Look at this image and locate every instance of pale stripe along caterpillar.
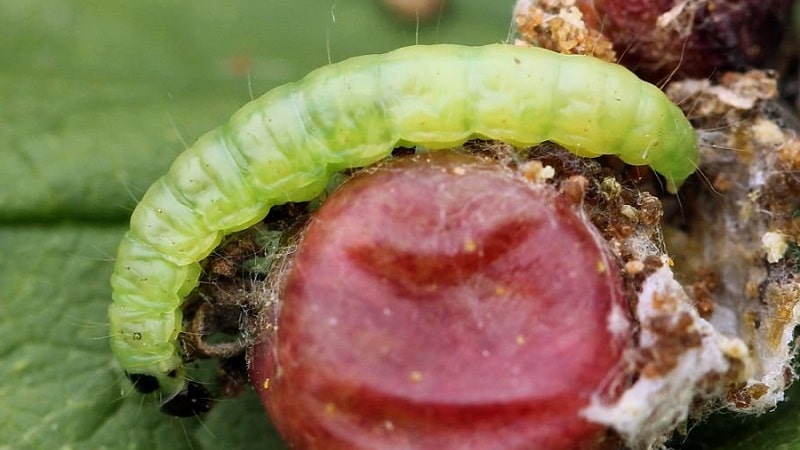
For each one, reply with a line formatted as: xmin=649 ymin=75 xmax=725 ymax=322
xmin=108 ymin=43 xmax=697 ymax=416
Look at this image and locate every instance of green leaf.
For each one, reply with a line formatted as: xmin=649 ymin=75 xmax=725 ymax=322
xmin=2 ymin=0 xmax=798 ymax=449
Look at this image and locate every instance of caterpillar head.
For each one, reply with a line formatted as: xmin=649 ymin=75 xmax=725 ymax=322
xmin=127 ymin=372 xmax=214 ymax=417
xmin=109 ymin=303 xmax=214 ymax=416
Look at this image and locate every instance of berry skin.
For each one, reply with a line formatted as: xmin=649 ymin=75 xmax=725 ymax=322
xmin=250 ymin=151 xmax=632 ymax=450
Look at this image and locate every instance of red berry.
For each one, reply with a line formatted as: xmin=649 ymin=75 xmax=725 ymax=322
xmin=250 ymin=152 xmax=631 ymax=449
xmin=576 ymin=0 xmax=791 ymax=82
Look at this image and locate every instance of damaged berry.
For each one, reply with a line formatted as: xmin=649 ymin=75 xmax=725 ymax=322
xmin=575 ymin=0 xmax=792 ymax=82
xmin=250 ymin=151 xmax=633 ymax=449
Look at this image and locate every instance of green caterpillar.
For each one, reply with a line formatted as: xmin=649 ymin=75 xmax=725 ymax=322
xmin=108 ymin=43 xmax=697 ymax=416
